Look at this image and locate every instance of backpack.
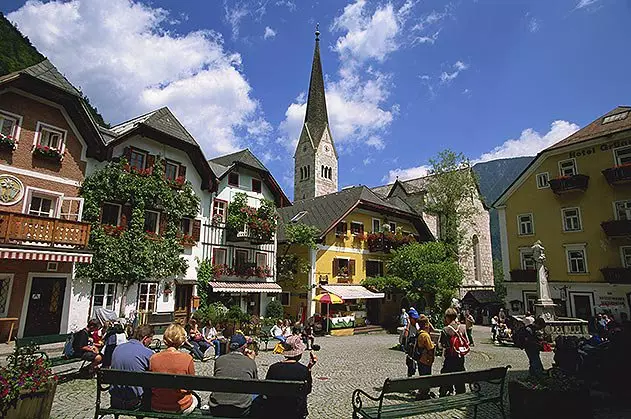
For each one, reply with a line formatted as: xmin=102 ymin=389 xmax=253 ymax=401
xmin=513 ymin=326 xmax=529 ymax=349
xmin=447 ymin=325 xmax=470 ymax=357
xmin=62 ymin=333 xmax=75 ymax=359
xmin=405 ymin=331 xmax=419 ymax=358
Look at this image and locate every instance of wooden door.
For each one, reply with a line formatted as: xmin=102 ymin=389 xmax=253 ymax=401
xmin=24 ymin=277 xmax=66 ymax=337
xmin=174 ymin=285 xmax=193 ymax=325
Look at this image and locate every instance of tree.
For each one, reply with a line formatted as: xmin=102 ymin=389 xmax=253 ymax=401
xmin=265 ymin=299 xmax=284 ymax=319
xmin=493 ymin=259 xmax=506 ymax=300
xmin=424 ymin=149 xmax=480 ymax=259
xmin=77 ymin=159 xmax=200 ymax=316
xmin=276 ymin=223 xmax=320 ymax=291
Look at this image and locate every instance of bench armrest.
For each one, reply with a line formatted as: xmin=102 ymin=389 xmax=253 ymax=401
xmin=352 ymin=388 xmax=383 ymax=413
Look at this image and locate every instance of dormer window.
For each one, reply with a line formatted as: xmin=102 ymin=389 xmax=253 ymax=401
xmin=603 ymin=111 xmax=629 ymax=124
xmin=228 ymin=172 xmax=239 ymax=187
xmin=290 ymin=211 xmax=307 ymax=223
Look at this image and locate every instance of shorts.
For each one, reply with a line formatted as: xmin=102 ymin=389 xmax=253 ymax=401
xmin=80 ymin=351 xmax=97 ymax=362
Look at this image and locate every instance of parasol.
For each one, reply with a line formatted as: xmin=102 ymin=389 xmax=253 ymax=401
xmin=313 ymin=293 xmax=344 ymax=332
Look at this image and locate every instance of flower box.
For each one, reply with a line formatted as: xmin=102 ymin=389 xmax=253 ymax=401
xmin=179 ymin=234 xmax=197 ymax=246
xmin=508 ymin=379 xmax=592 ymax=419
xmin=167 ymin=175 xmax=186 ymax=189
xmin=4 ymin=382 xmax=57 ymax=419
xmin=0 ymin=133 xmax=17 ymax=150
xmin=32 ymin=144 xmax=62 ymax=162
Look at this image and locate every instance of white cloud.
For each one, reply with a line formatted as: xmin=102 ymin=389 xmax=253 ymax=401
xmin=224 ymin=1 xmax=268 ymax=40
xmin=413 ymin=30 xmax=440 ymax=45
xmin=384 ymin=165 xmax=431 ymax=183
xmin=363 ymin=157 xmax=374 ymax=165
xmin=8 ymin=0 xmax=268 ymax=156
xmin=476 ymin=120 xmax=580 ymax=162
xmin=263 ymin=26 xmax=277 ymax=39
xmin=575 ymin=0 xmax=599 ymax=9
xmin=528 ymin=17 xmax=540 ymax=33
xmin=440 ymin=60 xmax=469 ymax=83
xmin=275 ymin=1 xmax=296 ymax=12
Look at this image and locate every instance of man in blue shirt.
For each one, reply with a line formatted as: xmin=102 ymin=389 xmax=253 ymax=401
xmin=109 ymin=325 xmax=155 ymax=410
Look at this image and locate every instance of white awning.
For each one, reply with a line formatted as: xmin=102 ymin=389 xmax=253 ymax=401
xmin=209 ymin=281 xmax=283 ymax=293
xmin=0 ymin=247 xmax=92 ymax=263
xmin=321 ymin=284 xmax=384 ymax=300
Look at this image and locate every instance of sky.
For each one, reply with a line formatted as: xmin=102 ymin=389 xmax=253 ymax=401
xmin=4 ymin=0 xmax=631 ymax=198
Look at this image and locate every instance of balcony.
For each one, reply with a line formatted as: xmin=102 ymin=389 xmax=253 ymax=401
xmin=226 ymin=226 xmax=274 ymax=245
xmin=367 ymin=232 xmax=416 ymax=253
xmin=0 ymin=211 xmax=91 ymax=249
xmin=601 ymin=220 xmax=631 ymax=237
xmin=509 ymin=269 xmax=537 ymax=282
xmin=601 ymin=267 xmax=631 ymax=284
xmin=602 ymin=165 xmax=631 ymax=185
xmin=549 ymin=174 xmax=589 ymax=194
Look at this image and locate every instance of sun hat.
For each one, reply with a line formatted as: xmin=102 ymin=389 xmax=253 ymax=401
xmin=230 ymin=333 xmax=247 ymax=350
xmin=282 ymin=335 xmax=306 ymax=358
xmin=408 ymin=308 xmax=420 ymax=319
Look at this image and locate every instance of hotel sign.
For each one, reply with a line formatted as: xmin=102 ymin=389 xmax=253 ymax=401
xmin=569 ymin=138 xmax=631 ymax=158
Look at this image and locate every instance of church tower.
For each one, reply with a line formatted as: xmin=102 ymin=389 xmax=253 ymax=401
xmin=294 ymin=27 xmax=338 ymax=201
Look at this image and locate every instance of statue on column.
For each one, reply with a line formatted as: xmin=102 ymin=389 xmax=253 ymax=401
xmin=532 ymin=240 xmax=556 ymax=321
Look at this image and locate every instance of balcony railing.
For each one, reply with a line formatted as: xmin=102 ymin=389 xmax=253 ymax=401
xmin=0 ymin=211 xmax=91 ymax=248
xmin=601 ymin=220 xmax=631 ymax=237
xmin=226 ymin=225 xmax=274 ymax=245
xmin=549 ymin=174 xmax=589 ymax=194
xmin=602 ymin=165 xmax=631 ymax=185
xmin=601 ymin=267 xmax=631 ymax=284
xmin=509 ymin=269 xmax=537 ymax=282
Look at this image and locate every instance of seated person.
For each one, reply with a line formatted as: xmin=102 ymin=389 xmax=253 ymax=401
xmin=207 ymin=334 xmax=258 ymax=417
xmin=92 ymin=321 xmax=109 ymax=351
xmin=187 ymin=318 xmax=212 ymax=360
xmin=101 ymin=322 xmax=126 ymax=368
xmin=301 ymin=325 xmax=315 ymax=350
xmin=150 ymin=323 xmax=197 ymax=415
xmin=282 ymin=319 xmax=293 ymax=338
xmin=72 ymin=319 xmax=102 ymax=370
xmin=201 ymin=320 xmax=221 ymax=359
xmin=109 ymin=325 xmax=155 ymax=410
xmin=270 ymin=320 xmax=285 ymax=343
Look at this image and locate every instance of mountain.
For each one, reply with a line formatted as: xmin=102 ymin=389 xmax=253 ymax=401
xmin=0 ymin=13 xmax=109 ymax=127
xmin=473 ymin=156 xmax=535 ymax=261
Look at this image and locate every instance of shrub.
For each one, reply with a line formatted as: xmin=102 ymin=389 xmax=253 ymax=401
xmin=266 ymin=299 xmax=284 ymax=320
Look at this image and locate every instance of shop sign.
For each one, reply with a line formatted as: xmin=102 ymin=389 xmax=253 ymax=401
xmin=598 ymin=296 xmax=626 ymax=307
xmin=0 ymin=174 xmax=24 ymax=206
xmin=568 ymin=138 xmax=631 ymax=159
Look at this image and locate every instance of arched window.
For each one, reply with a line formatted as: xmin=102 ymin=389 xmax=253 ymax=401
xmin=328 ymin=167 xmax=332 ymax=179
xmin=321 ymin=165 xmax=325 ymax=177
xmin=300 ymin=167 xmax=304 ymax=180
xmin=472 ymin=235 xmax=481 ymax=283
xmin=307 ymin=165 xmax=310 ymax=178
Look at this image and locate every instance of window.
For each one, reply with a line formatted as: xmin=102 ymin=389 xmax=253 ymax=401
xmin=603 ymin=111 xmax=629 ymax=124
xmin=366 ymin=260 xmax=384 ymax=278
xmin=566 ymin=246 xmax=587 ymax=273
xmin=372 ymin=219 xmax=381 ymax=233
xmin=28 ymin=195 xmax=55 ymax=218
xmin=290 ymin=211 xmax=308 ymax=223
xmin=280 ymin=292 xmax=290 ymax=306
xmin=37 ymin=125 xmax=64 ymax=150
xmin=0 ymin=112 xmax=18 ymax=138
xmin=129 ymin=149 xmax=146 ymax=171
xmin=536 ymin=173 xmax=549 ymax=189
xmin=165 ymin=161 xmax=179 ymax=181
xmin=558 ymin=159 xmax=577 ymax=177
xmin=228 ymin=172 xmax=239 ymax=186
xmin=614 ymin=146 xmax=631 ymax=166
xmin=213 ymin=248 xmax=227 ymax=265
xmin=138 ymin=282 xmax=158 ymax=312
xmin=144 ymin=210 xmax=159 ymax=233
xmin=180 ymin=217 xmax=192 ymax=236
xmin=256 ymin=252 xmax=267 ymax=268
xmin=334 ymin=258 xmax=353 ymax=277
xmin=621 ymin=247 xmax=631 ymax=268
xmin=92 ymin=283 xmax=116 ymax=315
xmin=335 ymin=222 xmax=347 ymax=236
xmin=614 ymin=200 xmax=631 ymax=220
xmin=350 ymin=221 xmax=364 ymax=235
xmin=520 ymin=249 xmax=536 ymax=270
xmin=252 ymin=179 xmax=262 ymax=193
xmin=101 ymin=203 xmax=121 ymax=226
xmin=562 ymin=207 xmax=582 ymax=232
xmin=0 ymin=274 xmax=13 ymax=317
xmin=60 ymin=197 xmax=83 ymax=221
xmin=472 ymin=235 xmax=481 ymax=282
xmin=213 ymin=199 xmax=227 ymax=222
xmin=518 ymin=214 xmax=534 ymax=235
xmin=389 ymin=222 xmax=397 ymax=232
xmin=235 ymin=250 xmax=248 ymax=273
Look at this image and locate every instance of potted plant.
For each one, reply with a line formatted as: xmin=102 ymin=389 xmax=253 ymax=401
xmin=0 ymin=133 xmax=17 ymax=150
xmin=32 ymin=144 xmax=63 ymax=161
xmin=163 ymin=281 xmax=173 ymax=295
xmin=0 ymin=345 xmax=58 ymax=419
xmin=180 ymin=234 xmax=197 ymax=246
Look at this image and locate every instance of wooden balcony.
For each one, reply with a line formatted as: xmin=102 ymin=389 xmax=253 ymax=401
xmin=509 ymin=269 xmax=537 ymax=282
xmin=602 ymin=165 xmax=631 ymax=185
xmin=0 ymin=211 xmax=91 ymax=249
xmin=601 ymin=267 xmax=631 ymax=284
xmin=601 ymin=220 xmax=631 ymax=237
xmin=549 ymin=174 xmax=589 ymax=194
xmin=226 ymin=226 xmax=274 ymax=245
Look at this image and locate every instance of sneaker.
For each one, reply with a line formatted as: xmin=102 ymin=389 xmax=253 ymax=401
xmin=204 ymin=347 xmax=213 ymax=358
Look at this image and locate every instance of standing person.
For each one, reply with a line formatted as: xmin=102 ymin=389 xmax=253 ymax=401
xmin=523 ymin=312 xmax=535 ymax=326
xmin=465 ymin=311 xmax=475 ymax=346
xmin=499 ymin=308 xmax=507 ymax=323
xmin=202 ymin=320 xmax=221 ymax=359
xmin=72 ymin=319 xmax=102 ymax=372
xmin=439 ymin=308 xmax=469 ymax=397
xmin=523 ymin=318 xmax=546 ymax=377
xmin=150 ymin=323 xmax=197 ymax=415
xmin=207 ymin=334 xmax=258 ymax=417
xmin=400 ymin=308 xmax=409 ymax=327
xmin=109 ymin=325 xmax=155 ymax=410
xmin=404 ymin=308 xmax=420 ymax=377
xmin=491 ymin=316 xmax=499 ymax=342
xmin=265 ymin=334 xmax=317 ymax=418
xmin=415 ymin=315 xmax=436 ymax=400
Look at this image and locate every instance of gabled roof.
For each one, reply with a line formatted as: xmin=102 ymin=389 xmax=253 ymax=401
xmin=0 ymin=58 xmax=81 ymax=97
xmin=209 ymin=148 xmax=268 ymax=173
xmin=110 ymin=107 xmax=197 ymax=146
xmin=462 ymin=290 xmax=501 ymax=305
xmin=372 ymin=177 xmax=428 ymax=198
xmin=277 ymin=186 xmax=433 ymax=242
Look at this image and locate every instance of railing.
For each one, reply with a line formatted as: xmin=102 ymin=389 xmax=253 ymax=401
xmin=226 ymin=225 xmax=274 ymax=245
xmin=509 ymin=269 xmax=537 ymax=282
xmin=0 ymin=211 xmax=91 ymax=248
xmin=602 ymin=165 xmax=631 ymax=185
xmin=549 ymin=174 xmax=589 ymax=194
xmin=600 ymin=267 xmax=631 ymax=284
xmin=601 ymin=220 xmax=631 ymax=237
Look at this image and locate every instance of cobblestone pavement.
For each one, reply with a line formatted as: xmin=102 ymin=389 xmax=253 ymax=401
xmin=49 ymin=326 xmax=631 ymax=418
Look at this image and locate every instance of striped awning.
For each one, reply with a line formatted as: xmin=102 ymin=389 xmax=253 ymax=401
xmin=0 ymin=248 xmax=92 ymax=263
xmin=321 ymin=284 xmax=385 ymax=300
xmin=209 ymin=281 xmax=283 ymax=293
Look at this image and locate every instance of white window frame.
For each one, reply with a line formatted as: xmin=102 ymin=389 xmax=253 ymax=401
xmin=0 ymin=109 xmax=22 ymax=141
xmin=59 ymin=197 xmax=84 ymax=221
xmin=213 ymin=199 xmax=228 ymax=222
xmin=620 ymin=246 xmax=631 ymax=268
xmin=164 ymin=160 xmax=179 ymax=181
xmin=290 ymin=211 xmax=308 ymax=223
xmin=256 ymin=252 xmax=267 ymax=268
xmin=0 ymin=273 xmax=15 ymax=317
xmin=558 ymin=158 xmax=577 ymax=177
xmin=536 ymin=172 xmax=550 ymax=189
xmin=280 ymin=292 xmax=290 ymax=307
xmin=561 ymin=207 xmax=582 ymax=232
xmin=137 ymin=282 xmax=159 ymax=312
xmin=144 ymin=210 xmax=160 ymax=233
xmin=372 ymin=218 xmax=381 ymax=233
xmin=517 ymin=213 xmax=534 ymax=236
xmin=34 ymin=122 xmax=67 ymax=154
xmin=21 ymin=187 xmax=63 ymax=218
xmin=614 ymin=146 xmax=631 ymax=166
xmin=613 ymin=200 xmax=631 ymax=220
xmin=213 ymin=247 xmax=227 ymax=265
xmin=565 ymin=244 xmax=588 ymax=274
xmin=519 ymin=248 xmax=536 ymax=270
xmin=91 ymin=282 xmax=117 ymax=315
xmin=350 ymin=221 xmax=364 ymax=236
xmin=101 ymin=202 xmax=122 ymax=226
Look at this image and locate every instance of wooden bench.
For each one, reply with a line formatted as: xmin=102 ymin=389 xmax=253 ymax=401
xmin=258 ymin=325 xmax=274 ymax=351
xmin=95 ymin=368 xmax=308 ymax=419
xmin=352 ymin=366 xmax=510 ymax=419
xmin=15 ymin=334 xmax=81 ymax=367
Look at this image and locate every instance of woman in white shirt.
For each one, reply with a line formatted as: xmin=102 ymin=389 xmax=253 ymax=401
xmin=202 ymin=320 xmax=221 ymax=358
xmin=282 ymin=319 xmax=293 ymax=338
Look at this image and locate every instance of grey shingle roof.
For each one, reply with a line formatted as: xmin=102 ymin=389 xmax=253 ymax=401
xmin=372 ymin=177 xmax=429 ymax=198
xmin=209 ymin=161 xmax=230 ymax=178
xmin=209 ymin=149 xmax=269 ymax=174
xmin=110 ymin=107 xmax=198 ymax=146
xmin=302 ymin=36 xmax=329 ymax=150
xmin=18 ymin=59 xmax=81 ymax=97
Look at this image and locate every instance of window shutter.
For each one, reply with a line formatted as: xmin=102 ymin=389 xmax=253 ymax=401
xmin=192 ymin=219 xmax=201 ymax=242
xmin=178 ymin=164 xmax=187 ymax=180
xmin=121 ymin=205 xmax=132 ymax=227
xmin=332 ymin=259 xmax=339 ymax=276
xmin=159 ymin=214 xmax=168 ymax=235
xmin=349 ymin=259 xmax=356 ymax=276
xmin=123 ymin=147 xmax=131 ymax=162
xmin=147 ymin=154 xmax=156 ymax=169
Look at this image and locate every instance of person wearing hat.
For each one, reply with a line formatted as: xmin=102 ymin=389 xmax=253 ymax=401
xmin=207 ymin=333 xmax=258 ymax=417
xmin=265 ymin=334 xmax=317 ymax=419
xmin=404 ymin=308 xmax=421 ymax=377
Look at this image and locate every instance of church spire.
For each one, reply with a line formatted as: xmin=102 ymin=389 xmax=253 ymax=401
xmin=304 ymin=24 xmax=329 ymax=145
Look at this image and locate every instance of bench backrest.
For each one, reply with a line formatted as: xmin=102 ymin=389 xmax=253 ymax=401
xmin=147 ymin=312 xmax=174 ymax=324
xmin=16 ymin=333 xmax=71 ymax=348
xmin=260 ymin=325 xmax=273 ymax=335
xmin=383 ymin=366 xmax=510 ymax=394
xmin=98 ymin=369 xmax=307 ymax=397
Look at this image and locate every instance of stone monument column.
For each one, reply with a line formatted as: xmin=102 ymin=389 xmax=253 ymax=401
xmin=532 ymin=240 xmax=556 ymax=322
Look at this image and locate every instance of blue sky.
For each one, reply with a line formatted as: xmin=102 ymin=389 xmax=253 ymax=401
xmin=4 ymin=0 xmax=631 ymax=198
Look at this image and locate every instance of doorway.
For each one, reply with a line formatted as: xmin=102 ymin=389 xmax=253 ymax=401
xmin=174 ymin=284 xmax=193 ymax=325
xmin=24 ymin=277 xmax=66 ymax=337
xmin=571 ymin=293 xmax=594 ymax=320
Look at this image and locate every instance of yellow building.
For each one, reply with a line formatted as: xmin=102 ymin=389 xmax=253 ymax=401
xmin=277 ymin=186 xmax=434 ymax=325
xmin=494 ymin=106 xmax=631 ymax=321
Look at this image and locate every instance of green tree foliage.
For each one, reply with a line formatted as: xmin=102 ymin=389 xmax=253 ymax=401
xmin=284 ymin=223 xmax=320 ymax=250
xmin=77 ymin=159 xmax=200 ymax=315
xmin=276 ymin=223 xmax=321 ymax=291
xmin=362 ymin=276 xmax=411 ymax=294
xmin=493 ymin=259 xmax=507 ymax=300
xmin=424 ymin=150 xmax=480 ymax=259
xmin=265 ymin=299 xmax=284 ymax=319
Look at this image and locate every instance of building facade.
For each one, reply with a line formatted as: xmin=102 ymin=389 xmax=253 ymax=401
xmin=495 ymin=106 xmax=631 ymax=321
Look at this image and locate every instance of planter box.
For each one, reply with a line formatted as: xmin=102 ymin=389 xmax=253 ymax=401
xmin=5 ymin=382 xmax=57 ymax=419
xmin=508 ymin=380 xmax=592 ymax=419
